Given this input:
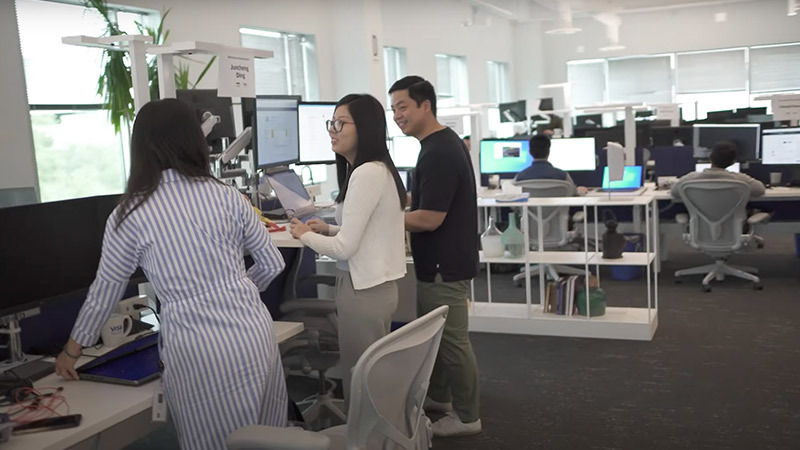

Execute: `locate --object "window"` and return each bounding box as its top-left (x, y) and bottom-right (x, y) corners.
top-left (676, 48), bottom-right (746, 94)
top-left (567, 60), bottom-right (606, 107)
top-left (607, 55), bottom-right (673, 104)
top-left (384, 46), bottom-right (406, 105)
top-left (240, 27), bottom-right (320, 100)
top-left (750, 43), bottom-right (800, 93)
top-left (486, 61), bottom-right (510, 104)
top-left (435, 54), bottom-right (469, 108)
top-left (16, 0), bottom-right (157, 203)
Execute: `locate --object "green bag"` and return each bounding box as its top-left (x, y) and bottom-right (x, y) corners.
top-left (575, 288), bottom-right (607, 317)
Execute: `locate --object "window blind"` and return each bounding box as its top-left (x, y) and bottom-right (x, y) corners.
top-left (676, 49), bottom-right (746, 93)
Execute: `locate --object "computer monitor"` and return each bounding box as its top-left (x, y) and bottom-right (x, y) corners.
top-left (601, 166), bottom-right (644, 190)
top-left (176, 89), bottom-right (235, 152)
top-left (397, 170), bottom-right (409, 190)
top-left (391, 136), bottom-right (422, 168)
top-left (498, 100), bottom-right (526, 123)
top-left (548, 137), bottom-right (596, 171)
top-left (762, 127), bottom-right (800, 165)
top-left (480, 139), bottom-right (530, 174)
top-left (695, 162), bottom-right (740, 173)
top-left (298, 102), bottom-right (337, 165)
top-left (538, 98), bottom-right (554, 111)
top-left (253, 95), bottom-right (300, 169)
top-left (692, 124), bottom-right (761, 162)
top-left (650, 126), bottom-right (693, 147)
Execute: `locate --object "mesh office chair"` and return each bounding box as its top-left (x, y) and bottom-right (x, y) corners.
top-left (511, 179), bottom-right (586, 285)
top-left (674, 179), bottom-right (769, 292)
top-left (227, 305), bottom-right (449, 450)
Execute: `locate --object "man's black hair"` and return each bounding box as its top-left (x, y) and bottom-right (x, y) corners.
top-left (710, 141), bottom-right (737, 169)
top-left (388, 75), bottom-right (438, 116)
top-left (529, 134), bottom-right (551, 160)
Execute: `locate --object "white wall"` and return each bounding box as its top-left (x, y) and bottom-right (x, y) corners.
top-left (512, 20), bottom-right (544, 110)
top-left (0, 0), bottom-right (39, 199)
top-left (531, 0), bottom-right (800, 85)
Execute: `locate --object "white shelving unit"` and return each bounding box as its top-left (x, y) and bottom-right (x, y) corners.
top-left (472, 195), bottom-right (659, 341)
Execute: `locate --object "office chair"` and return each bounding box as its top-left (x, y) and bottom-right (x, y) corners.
top-left (511, 179), bottom-right (587, 285)
top-left (673, 179), bottom-right (769, 292)
top-left (278, 246), bottom-right (344, 429)
top-left (227, 305), bottom-right (449, 450)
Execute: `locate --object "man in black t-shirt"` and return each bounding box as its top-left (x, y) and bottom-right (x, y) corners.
top-left (389, 75), bottom-right (481, 438)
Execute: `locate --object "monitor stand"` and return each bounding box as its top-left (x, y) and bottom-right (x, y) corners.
top-left (0, 307), bottom-right (54, 381)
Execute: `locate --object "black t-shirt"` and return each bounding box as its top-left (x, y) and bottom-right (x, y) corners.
top-left (410, 127), bottom-right (478, 282)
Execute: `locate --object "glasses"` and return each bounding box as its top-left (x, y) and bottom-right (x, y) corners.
top-left (325, 119), bottom-right (354, 133)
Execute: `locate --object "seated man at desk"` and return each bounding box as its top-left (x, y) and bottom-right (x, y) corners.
top-left (670, 141), bottom-right (765, 200)
top-left (514, 135), bottom-right (587, 195)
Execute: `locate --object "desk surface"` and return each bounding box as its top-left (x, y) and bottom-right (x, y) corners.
top-left (4, 321), bottom-right (303, 450)
top-left (645, 183), bottom-right (800, 201)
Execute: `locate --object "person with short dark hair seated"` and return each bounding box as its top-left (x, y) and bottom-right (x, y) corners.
top-left (514, 134), bottom-right (587, 195)
top-left (671, 141), bottom-right (765, 200)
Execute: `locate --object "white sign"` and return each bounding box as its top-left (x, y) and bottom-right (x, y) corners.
top-left (218, 55), bottom-right (255, 98)
top-left (440, 115), bottom-right (465, 135)
top-left (772, 95), bottom-right (800, 121)
top-left (607, 142), bottom-right (625, 182)
top-left (655, 104), bottom-right (680, 124)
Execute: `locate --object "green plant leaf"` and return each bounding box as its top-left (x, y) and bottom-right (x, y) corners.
top-left (191, 55), bottom-right (217, 89)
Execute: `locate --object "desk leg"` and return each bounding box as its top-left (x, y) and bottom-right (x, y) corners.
top-left (633, 205), bottom-right (643, 233)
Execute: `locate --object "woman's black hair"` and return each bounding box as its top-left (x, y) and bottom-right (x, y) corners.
top-left (334, 94), bottom-right (407, 209)
top-left (116, 98), bottom-right (219, 228)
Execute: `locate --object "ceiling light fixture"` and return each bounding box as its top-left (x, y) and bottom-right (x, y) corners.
top-left (545, 1), bottom-right (581, 35)
top-left (790, 0), bottom-right (799, 16)
top-left (595, 13), bottom-right (625, 52)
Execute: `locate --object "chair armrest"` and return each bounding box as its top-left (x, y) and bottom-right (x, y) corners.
top-left (298, 274), bottom-right (336, 287)
top-left (226, 425), bottom-right (330, 450)
top-left (279, 299), bottom-right (337, 314)
top-left (747, 212), bottom-right (771, 225)
top-left (675, 213), bottom-right (689, 225)
top-left (571, 211), bottom-right (585, 223)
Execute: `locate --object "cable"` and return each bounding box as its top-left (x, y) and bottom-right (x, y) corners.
top-left (132, 304), bottom-right (161, 327)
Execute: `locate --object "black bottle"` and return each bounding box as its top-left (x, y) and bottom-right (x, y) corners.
top-left (602, 219), bottom-right (626, 259)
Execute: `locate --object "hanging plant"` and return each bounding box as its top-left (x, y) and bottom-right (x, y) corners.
top-left (84, 1), bottom-right (217, 134)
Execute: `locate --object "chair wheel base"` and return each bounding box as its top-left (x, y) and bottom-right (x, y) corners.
top-left (754, 282), bottom-right (763, 290)
top-left (513, 279), bottom-right (523, 288)
top-left (674, 279), bottom-right (682, 284)
top-left (757, 243), bottom-right (764, 249)
top-left (702, 285), bottom-right (711, 293)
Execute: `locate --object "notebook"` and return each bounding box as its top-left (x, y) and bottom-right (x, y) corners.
top-left (600, 166), bottom-right (644, 195)
top-left (78, 333), bottom-right (160, 386)
top-left (265, 168), bottom-right (335, 223)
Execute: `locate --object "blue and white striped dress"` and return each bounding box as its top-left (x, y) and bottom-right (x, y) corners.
top-left (70, 169), bottom-right (288, 450)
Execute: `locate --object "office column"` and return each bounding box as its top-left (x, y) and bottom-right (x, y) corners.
top-left (329, 0), bottom-right (386, 103)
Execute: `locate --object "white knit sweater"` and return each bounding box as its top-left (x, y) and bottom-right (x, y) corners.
top-left (299, 161), bottom-right (406, 290)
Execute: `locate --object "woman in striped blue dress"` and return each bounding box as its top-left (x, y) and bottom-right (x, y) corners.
top-left (54, 99), bottom-right (288, 449)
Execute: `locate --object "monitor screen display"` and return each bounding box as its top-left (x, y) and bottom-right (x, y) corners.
top-left (548, 138), bottom-right (596, 171)
top-left (298, 102), bottom-right (337, 164)
top-left (267, 170), bottom-right (313, 214)
top-left (695, 162), bottom-right (740, 173)
top-left (175, 89), bottom-right (235, 151)
top-left (692, 124), bottom-right (761, 162)
top-left (398, 170), bottom-right (409, 190)
top-left (253, 96), bottom-right (300, 168)
top-left (391, 136), bottom-right (422, 168)
top-left (762, 128), bottom-right (800, 165)
top-left (480, 139), bottom-right (531, 174)
top-left (601, 166), bottom-right (643, 190)
top-left (498, 100), bottom-right (526, 123)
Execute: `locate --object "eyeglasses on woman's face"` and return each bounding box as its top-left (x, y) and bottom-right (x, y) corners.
top-left (325, 119), bottom-right (354, 133)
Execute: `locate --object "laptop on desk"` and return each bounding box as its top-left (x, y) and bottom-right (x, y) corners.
top-left (265, 168), bottom-right (336, 223)
top-left (77, 333), bottom-right (160, 386)
top-left (592, 166), bottom-right (645, 196)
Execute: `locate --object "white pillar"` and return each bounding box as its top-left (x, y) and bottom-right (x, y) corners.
top-left (329, 0), bottom-right (386, 103)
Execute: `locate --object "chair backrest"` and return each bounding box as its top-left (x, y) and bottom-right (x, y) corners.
top-left (346, 305), bottom-right (448, 450)
top-left (513, 179), bottom-right (574, 248)
top-left (677, 179), bottom-right (750, 254)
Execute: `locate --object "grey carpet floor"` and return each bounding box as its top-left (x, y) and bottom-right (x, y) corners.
top-left (124, 233), bottom-right (800, 450)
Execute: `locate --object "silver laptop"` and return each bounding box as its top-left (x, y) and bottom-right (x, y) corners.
top-left (265, 169), bottom-right (335, 223)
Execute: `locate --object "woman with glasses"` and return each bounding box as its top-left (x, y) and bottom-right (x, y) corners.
top-left (289, 94), bottom-right (407, 405)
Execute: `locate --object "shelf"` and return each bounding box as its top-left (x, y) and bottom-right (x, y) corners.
top-left (468, 302), bottom-right (658, 341)
top-left (479, 251), bottom-right (654, 266)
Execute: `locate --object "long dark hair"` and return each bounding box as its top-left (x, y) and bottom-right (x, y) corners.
top-left (334, 94), bottom-right (407, 209)
top-left (116, 98), bottom-right (218, 227)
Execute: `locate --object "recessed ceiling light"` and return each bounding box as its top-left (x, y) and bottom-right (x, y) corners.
top-left (599, 44), bottom-right (626, 52)
top-left (545, 27), bottom-right (582, 35)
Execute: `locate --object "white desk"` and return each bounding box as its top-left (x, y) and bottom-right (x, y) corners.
top-left (644, 183), bottom-right (800, 201)
top-left (4, 321), bottom-right (303, 450)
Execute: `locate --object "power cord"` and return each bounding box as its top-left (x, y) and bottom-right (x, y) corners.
top-left (132, 304), bottom-right (161, 327)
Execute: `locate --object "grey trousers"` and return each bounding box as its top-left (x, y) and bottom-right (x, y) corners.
top-left (335, 270), bottom-right (399, 405)
top-left (416, 274), bottom-right (480, 422)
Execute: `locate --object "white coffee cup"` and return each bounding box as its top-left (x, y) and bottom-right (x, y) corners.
top-left (101, 314), bottom-right (132, 348)
top-left (770, 172), bottom-right (782, 186)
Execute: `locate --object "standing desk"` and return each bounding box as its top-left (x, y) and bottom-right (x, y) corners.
top-left (2, 321), bottom-right (303, 450)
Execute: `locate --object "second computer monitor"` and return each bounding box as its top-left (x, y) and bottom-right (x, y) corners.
top-left (499, 100), bottom-right (526, 123)
top-left (549, 137), bottom-right (596, 171)
top-left (762, 127), bottom-right (800, 165)
top-left (298, 102), bottom-right (337, 164)
top-left (253, 95), bottom-right (300, 169)
top-left (692, 123), bottom-right (761, 162)
top-left (391, 136), bottom-right (422, 168)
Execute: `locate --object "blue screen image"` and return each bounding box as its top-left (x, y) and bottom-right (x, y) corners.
top-left (480, 140), bottom-right (531, 174)
top-left (601, 166), bottom-right (643, 189)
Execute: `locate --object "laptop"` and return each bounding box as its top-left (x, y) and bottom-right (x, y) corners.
top-left (265, 168), bottom-right (336, 223)
top-left (598, 166), bottom-right (645, 196)
top-left (78, 333), bottom-right (160, 386)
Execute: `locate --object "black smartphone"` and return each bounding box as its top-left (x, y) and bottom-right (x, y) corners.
top-left (12, 414), bottom-right (82, 435)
